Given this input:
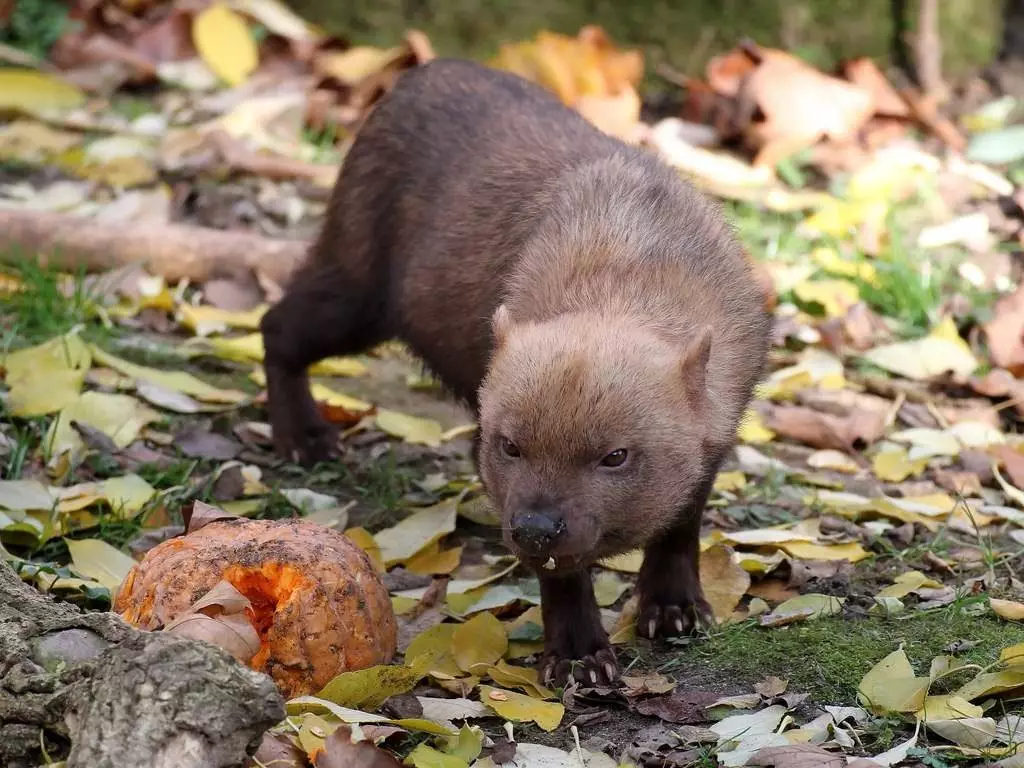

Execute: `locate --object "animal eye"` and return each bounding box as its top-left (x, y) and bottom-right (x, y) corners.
top-left (600, 449), bottom-right (628, 468)
top-left (500, 437), bottom-right (521, 458)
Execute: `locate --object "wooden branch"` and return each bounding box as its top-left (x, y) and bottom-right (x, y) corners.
top-left (0, 563), bottom-right (284, 768)
top-left (913, 0), bottom-right (945, 98)
top-left (0, 210), bottom-right (310, 286)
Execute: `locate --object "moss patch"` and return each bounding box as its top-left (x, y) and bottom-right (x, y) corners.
top-left (660, 607), bottom-right (1024, 704)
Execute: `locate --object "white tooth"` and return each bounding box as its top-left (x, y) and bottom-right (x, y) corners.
top-left (543, 557), bottom-right (556, 570)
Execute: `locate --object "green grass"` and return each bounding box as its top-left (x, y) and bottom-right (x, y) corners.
top-left (664, 608), bottom-right (1024, 705)
top-left (1, 258), bottom-right (97, 346)
top-left (0, 0), bottom-right (71, 59)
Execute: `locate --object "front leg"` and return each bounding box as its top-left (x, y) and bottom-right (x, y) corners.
top-left (537, 569), bottom-right (618, 686)
top-left (635, 482), bottom-right (715, 640)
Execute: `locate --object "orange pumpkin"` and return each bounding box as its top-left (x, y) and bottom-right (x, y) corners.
top-left (114, 517), bottom-right (396, 698)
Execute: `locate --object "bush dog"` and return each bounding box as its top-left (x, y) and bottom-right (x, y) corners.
top-left (261, 59), bottom-right (771, 685)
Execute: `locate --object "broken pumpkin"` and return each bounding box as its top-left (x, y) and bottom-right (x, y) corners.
top-left (113, 517), bottom-right (396, 698)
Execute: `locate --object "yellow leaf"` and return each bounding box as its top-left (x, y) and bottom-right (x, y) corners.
top-left (178, 305), bottom-right (267, 336)
top-left (0, 480), bottom-right (54, 511)
top-left (915, 695), bottom-right (983, 722)
top-left (735, 550), bottom-right (787, 574)
top-left (780, 541), bottom-right (870, 562)
top-left (343, 526), bottom-right (383, 571)
top-left (255, 371), bottom-right (375, 412)
top-left (407, 744), bottom-right (470, 768)
top-left (877, 571), bottom-right (943, 599)
top-left (479, 685), bottom-right (564, 732)
top-left (858, 649), bottom-right (931, 714)
top-left (862, 317), bottom-right (978, 380)
top-left (374, 499), bottom-right (458, 566)
top-left (316, 46), bottom-right (408, 85)
top-left (405, 542), bottom-right (464, 576)
top-left (793, 279), bottom-right (860, 318)
top-left (991, 598), bottom-right (1024, 621)
top-left (57, 474), bottom-right (156, 518)
top-left (810, 247), bottom-right (880, 286)
top-left (761, 594), bottom-right (843, 626)
top-left (481, 660), bottom-right (555, 699)
top-left (66, 538), bottom-right (137, 591)
top-left (3, 333), bottom-right (91, 417)
top-left (714, 470), bottom-right (747, 492)
top-left (193, 3), bottom-right (259, 86)
top-left (807, 449), bottom-right (860, 473)
top-left (955, 668), bottom-right (1024, 702)
top-left (1001, 644), bottom-right (1024, 665)
top-left (593, 569), bottom-right (629, 607)
top-left (198, 331), bottom-right (367, 377)
top-left (452, 613), bottom-right (508, 672)
top-left (599, 549), bottom-right (643, 573)
top-left (314, 664), bottom-right (422, 710)
top-left (700, 545), bottom-right (751, 622)
top-left (872, 449), bottom-right (929, 482)
top-left (737, 409), bottom-right (775, 444)
top-left (89, 345), bottom-right (246, 404)
top-left (800, 199), bottom-right (889, 238)
top-left (405, 623), bottom-right (463, 678)
top-left (47, 392), bottom-right (160, 461)
top-left (0, 69), bottom-right (85, 116)
top-left (376, 409), bottom-right (445, 447)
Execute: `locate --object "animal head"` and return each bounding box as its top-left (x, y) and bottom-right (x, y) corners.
top-left (477, 306), bottom-right (716, 571)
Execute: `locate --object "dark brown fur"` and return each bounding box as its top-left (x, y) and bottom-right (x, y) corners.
top-left (260, 59), bottom-right (771, 685)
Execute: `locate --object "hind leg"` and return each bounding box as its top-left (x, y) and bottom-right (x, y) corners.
top-left (260, 263), bottom-right (381, 466)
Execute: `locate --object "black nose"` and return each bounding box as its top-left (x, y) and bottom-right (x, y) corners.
top-left (510, 511), bottom-right (566, 555)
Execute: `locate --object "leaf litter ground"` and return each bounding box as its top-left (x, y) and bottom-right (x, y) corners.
top-left (5, 5), bottom-right (1024, 767)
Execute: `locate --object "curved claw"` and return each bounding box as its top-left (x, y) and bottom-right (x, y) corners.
top-left (540, 647), bottom-right (620, 687)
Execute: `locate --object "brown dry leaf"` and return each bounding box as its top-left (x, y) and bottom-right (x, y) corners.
top-left (699, 545), bottom-right (751, 621)
top-left (252, 732), bottom-right (306, 768)
top-left (993, 445), bottom-right (1024, 489)
top-left (174, 425), bottom-right (242, 460)
top-left (165, 579), bottom-right (261, 664)
top-left (315, 726), bottom-right (402, 768)
top-left (757, 401), bottom-right (886, 451)
top-left (841, 58), bottom-right (909, 117)
top-left (183, 500), bottom-right (241, 533)
top-left (633, 688), bottom-right (719, 724)
top-left (984, 284), bottom-right (1024, 374)
top-left (735, 44), bottom-right (874, 163)
top-left (748, 744), bottom-right (845, 768)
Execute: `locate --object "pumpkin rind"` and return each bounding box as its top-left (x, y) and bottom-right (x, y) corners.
top-left (113, 517), bottom-right (397, 698)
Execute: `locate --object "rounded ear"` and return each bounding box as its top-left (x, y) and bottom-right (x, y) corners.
top-left (680, 325), bottom-right (713, 403)
top-left (492, 304), bottom-right (514, 347)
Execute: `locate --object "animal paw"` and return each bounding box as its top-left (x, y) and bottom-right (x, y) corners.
top-left (540, 646), bottom-right (619, 687)
top-left (636, 592), bottom-right (714, 640)
top-left (273, 419), bottom-right (337, 467)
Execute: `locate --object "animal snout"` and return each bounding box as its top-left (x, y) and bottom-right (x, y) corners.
top-left (510, 510), bottom-right (566, 556)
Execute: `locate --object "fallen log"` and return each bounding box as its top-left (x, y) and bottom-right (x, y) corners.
top-left (0, 562), bottom-right (284, 768)
top-left (0, 209), bottom-right (310, 285)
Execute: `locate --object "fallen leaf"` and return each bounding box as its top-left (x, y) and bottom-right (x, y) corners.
top-left (316, 726), bottom-right (403, 767)
top-left (700, 545), bottom-right (751, 622)
top-left (0, 69), bottom-right (86, 116)
top-left (806, 449), bottom-right (860, 473)
top-left (376, 410), bottom-right (445, 447)
top-left (193, 3), bottom-right (259, 86)
top-left (178, 306), bottom-right (267, 336)
top-left (374, 500), bottom-right (459, 566)
top-left (992, 599), bottom-right (1024, 621)
top-left (876, 571), bottom-right (942, 599)
top-left (759, 402), bottom-right (885, 451)
top-left (174, 426), bottom-right (242, 460)
top-left (90, 345), bottom-right (246, 404)
top-left (165, 580), bottom-right (261, 664)
top-left (452, 612), bottom-right (507, 672)
top-left (66, 538), bottom-right (137, 591)
top-left (711, 704), bottom-right (789, 742)
top-left (634, 688), bottom-right (720, 724)
top-left (593, 569), bottom-right (629, 607)
top-left (872, 449), bottom-right (930, 482)
top-left (3, 333), bottom-right (91, 417)
top-left (416, 696), bottom-right (491, 724)
top-left (760, 594), bottom-right (843, 627)
top-left (48, 392), bottom-right (160, 461)
top-left (748, 744), bottom-right (844, 768)
top-left (479, 685), bottom-right (564, 731)
top-left (0, 480), bottom-right (54, 512)
top-left (315, 664), bottom-right (423, 711)
top-left (599, 550), bottom-right (644, 573)
top-left (915, 695), bottom-right (983, 722)
top-left (405, 542), bottom-right (464, 576)
top-left (481, 660), bottom-right (554, 700)
top-left (287, 696), bottom-right (454, 736)
top-left (967, 125), bottom-right (1024, 165)
top-left (862, 317), bottom-right (978, 380)
top-left (135, 380), bottom-right (203, 414)
top-left (858, 649), bottom-right (930, 714)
